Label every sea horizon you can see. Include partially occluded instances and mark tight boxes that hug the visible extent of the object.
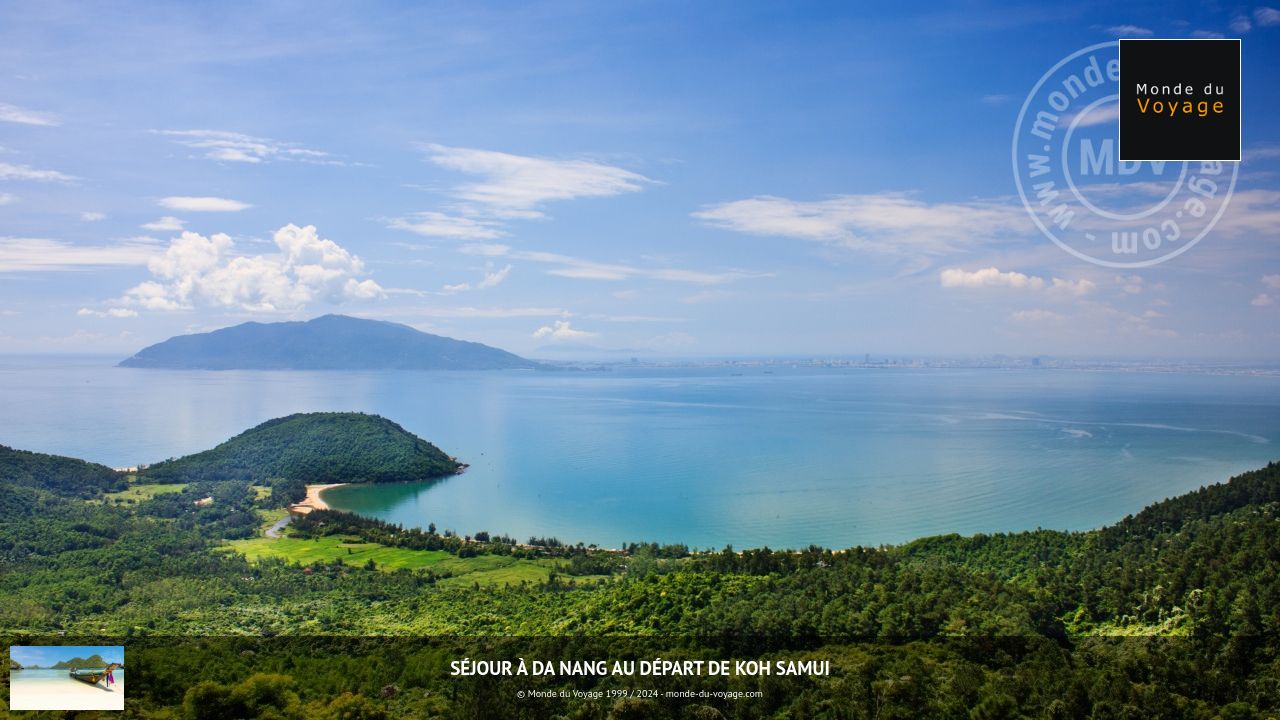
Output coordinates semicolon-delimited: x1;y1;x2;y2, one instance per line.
2;355;1276;550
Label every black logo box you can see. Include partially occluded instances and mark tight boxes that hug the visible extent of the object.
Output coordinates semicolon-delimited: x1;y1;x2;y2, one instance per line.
1119;38;1241;162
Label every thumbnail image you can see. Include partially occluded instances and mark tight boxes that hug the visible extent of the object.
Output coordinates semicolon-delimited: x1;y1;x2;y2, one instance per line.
8;646;124;711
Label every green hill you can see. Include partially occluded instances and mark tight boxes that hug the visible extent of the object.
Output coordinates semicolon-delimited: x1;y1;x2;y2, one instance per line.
51;654;111;670
0;444;124;499
139;412;462;487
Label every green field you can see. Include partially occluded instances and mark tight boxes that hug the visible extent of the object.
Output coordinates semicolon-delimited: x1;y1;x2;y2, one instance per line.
98;482;187;504
224;534;574;586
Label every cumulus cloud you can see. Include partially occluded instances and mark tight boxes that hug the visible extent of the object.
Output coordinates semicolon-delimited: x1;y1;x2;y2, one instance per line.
0;162;75;182
939;267;1095;295
142;216;186;232
533;320;595;340
158;196;251;212
1251;293;1274;307
0;237;160;271
115;224;383;312
156;129;337;164
0;103;59;126
694;192;1024;255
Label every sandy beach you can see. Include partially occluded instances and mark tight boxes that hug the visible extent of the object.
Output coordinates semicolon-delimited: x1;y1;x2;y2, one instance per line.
9;669;125;711
288;483;347;514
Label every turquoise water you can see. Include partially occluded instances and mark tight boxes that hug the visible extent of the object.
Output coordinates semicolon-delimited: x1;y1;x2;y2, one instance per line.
1;356;1277;548
9;668;125;683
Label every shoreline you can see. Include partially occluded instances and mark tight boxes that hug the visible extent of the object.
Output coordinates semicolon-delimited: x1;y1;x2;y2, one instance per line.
287;483;348;515
9;672;125;711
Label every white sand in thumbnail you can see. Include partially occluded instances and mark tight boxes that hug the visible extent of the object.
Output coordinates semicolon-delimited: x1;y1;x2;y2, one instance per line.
9;669;125;711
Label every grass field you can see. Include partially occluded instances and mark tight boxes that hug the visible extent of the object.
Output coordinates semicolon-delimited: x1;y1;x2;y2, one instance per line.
99;482;187;504
223;534;575;586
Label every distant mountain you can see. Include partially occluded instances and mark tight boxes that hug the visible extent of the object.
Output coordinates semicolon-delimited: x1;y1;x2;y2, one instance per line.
119;314;542;370
52;654;110;670
139;412;462;485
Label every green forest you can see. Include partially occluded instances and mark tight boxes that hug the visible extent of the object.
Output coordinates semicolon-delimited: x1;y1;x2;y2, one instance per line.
137;412;462;503
1;414;1278;719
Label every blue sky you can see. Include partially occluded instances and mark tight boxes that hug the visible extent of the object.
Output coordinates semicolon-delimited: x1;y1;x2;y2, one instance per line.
1;1;1278;359
10;645;123;668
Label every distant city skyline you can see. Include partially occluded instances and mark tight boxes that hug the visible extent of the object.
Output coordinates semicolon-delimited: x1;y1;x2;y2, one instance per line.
1;1;1278;359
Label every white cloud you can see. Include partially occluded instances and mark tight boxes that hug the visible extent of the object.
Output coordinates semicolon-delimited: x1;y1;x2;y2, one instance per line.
1119;274;1144;295
940;267;1095;295
1209;190;1280;236
1230;15;1252;33
158;196;251;212
415;306;562;319
1105;24;1154;36
115;224;383;312
0;103;59;126
1010;309;1066;323
386;211;505;239
459;243;511;257
418;143;653;219
80;212;106;222
940;267;1034;289
0;237;160;271
981;94;1010;105
694;192;1023;254
1251;293;1274;307
1263;274;1280;289
512;249;765;285
77;307;138;318
1254;7;1280;26
156;129;337;164
440;264;513;294
1050;277;1096;295
0;193;15;205
1065;101;1119;128
477;264;511;289
1244;144;1280;161
142;216;186;231
1190;30;1225;38
0;162;75;182
533;319;595;340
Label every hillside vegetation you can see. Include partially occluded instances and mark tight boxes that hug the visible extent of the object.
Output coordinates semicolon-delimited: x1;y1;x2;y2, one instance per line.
139;413;462;496
1;419;1277;718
